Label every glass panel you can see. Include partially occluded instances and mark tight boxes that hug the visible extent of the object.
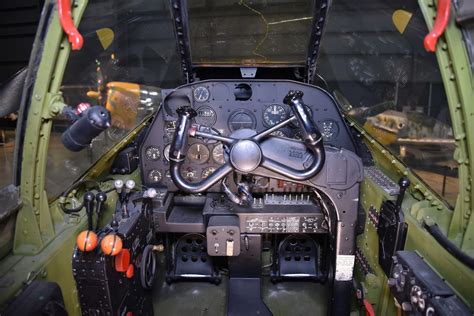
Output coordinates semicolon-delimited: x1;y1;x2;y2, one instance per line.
319;0;458;207
45;0;183;198
188;0;315;65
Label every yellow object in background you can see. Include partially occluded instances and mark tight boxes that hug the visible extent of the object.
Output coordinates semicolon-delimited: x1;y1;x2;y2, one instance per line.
96;28;115;50
392;9;413;34
105;82;141;130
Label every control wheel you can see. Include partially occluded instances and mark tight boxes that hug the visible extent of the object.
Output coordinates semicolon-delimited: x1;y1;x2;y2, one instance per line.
140;245;157;290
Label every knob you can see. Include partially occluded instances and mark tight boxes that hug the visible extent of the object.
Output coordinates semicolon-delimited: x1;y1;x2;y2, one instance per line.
101;234;123;256
395;177;410;212
144;188;158;199
125;179;135;193
76;230;98;252
114;179;124;193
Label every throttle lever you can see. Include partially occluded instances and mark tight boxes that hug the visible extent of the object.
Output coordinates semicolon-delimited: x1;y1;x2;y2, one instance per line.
395;177;410;213
83;192;95;231
95;192;107;231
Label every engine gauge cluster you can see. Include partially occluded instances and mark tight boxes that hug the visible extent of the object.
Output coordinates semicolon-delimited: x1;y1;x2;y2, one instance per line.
141;80;352;191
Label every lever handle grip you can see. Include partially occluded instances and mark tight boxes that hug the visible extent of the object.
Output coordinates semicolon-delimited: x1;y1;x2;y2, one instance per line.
395;177;410;212
283;90;323;147
83;191;95;231
170;106;197;162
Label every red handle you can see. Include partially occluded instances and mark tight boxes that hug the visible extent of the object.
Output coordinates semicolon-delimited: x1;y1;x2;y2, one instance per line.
363;299;376;316
423;0;451;52
58;0;84;50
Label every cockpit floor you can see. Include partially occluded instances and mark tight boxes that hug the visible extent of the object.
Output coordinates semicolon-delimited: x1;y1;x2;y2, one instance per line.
152;257;328;315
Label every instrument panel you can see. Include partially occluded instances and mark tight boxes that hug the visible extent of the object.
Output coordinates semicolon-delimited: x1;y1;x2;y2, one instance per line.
140;80;354;191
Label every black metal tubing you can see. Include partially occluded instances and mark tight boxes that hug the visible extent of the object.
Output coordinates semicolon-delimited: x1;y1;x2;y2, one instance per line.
169;106;233;193
423;222;474;269
261;90;325;181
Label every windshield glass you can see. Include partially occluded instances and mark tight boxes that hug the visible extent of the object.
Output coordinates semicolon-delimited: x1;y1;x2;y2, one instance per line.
319;0;458;207
188;0;315;66
45;0;183;198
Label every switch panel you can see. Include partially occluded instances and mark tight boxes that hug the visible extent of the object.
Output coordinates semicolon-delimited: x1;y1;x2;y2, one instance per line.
206;216;240;256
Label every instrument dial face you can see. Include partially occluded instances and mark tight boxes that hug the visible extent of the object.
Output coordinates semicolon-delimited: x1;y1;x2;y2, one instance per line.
148;169;162;183
228;110;256;131
212;143;225;164
145;146;161;160
182;167;199;182
321;119;340;141
187;143;210;164
195;106;217;126
202;167;216;179
163;144;171;161
263;104;288;126
193;86;210;102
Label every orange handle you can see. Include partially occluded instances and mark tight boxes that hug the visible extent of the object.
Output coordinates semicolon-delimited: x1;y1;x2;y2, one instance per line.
58;0;84;50
423;0;451;52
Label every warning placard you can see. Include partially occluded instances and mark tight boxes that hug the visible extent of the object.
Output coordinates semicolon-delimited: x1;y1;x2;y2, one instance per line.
335;255;355;281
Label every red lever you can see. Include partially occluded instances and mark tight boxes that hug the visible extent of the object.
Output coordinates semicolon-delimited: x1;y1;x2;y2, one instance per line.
363;299;375;316
57;0;84;50
423;0;451;52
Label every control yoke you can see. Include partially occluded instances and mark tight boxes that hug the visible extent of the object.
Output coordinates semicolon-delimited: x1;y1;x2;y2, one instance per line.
169;90;326;193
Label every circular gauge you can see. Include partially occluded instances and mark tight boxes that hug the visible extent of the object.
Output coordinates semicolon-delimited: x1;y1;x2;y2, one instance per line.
228;110;256;131
270;130;287;138
182;167;199;182
187;143;210;164
320;119;340;141
193;86;210;102
148;170;162;183
202;167;216;179
212;143;225;164
145;146;161;160
195;106;217;126
163;144;171;161
263;104;288;126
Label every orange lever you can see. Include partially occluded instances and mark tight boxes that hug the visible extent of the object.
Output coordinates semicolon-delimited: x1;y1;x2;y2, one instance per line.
424;0;451;52
57;0;84;50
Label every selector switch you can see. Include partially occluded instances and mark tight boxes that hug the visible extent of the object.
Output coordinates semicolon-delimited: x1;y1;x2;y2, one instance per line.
206;216;240;256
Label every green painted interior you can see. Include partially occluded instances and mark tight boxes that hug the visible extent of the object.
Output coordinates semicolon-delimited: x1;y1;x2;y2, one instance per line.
0;0;473;314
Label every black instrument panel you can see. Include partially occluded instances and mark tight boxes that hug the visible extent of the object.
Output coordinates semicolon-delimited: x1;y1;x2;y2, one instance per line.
140;80;354;191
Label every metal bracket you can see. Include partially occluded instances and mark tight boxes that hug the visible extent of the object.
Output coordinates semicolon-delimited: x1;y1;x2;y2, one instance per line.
170;0;193;83
305;0;330;84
